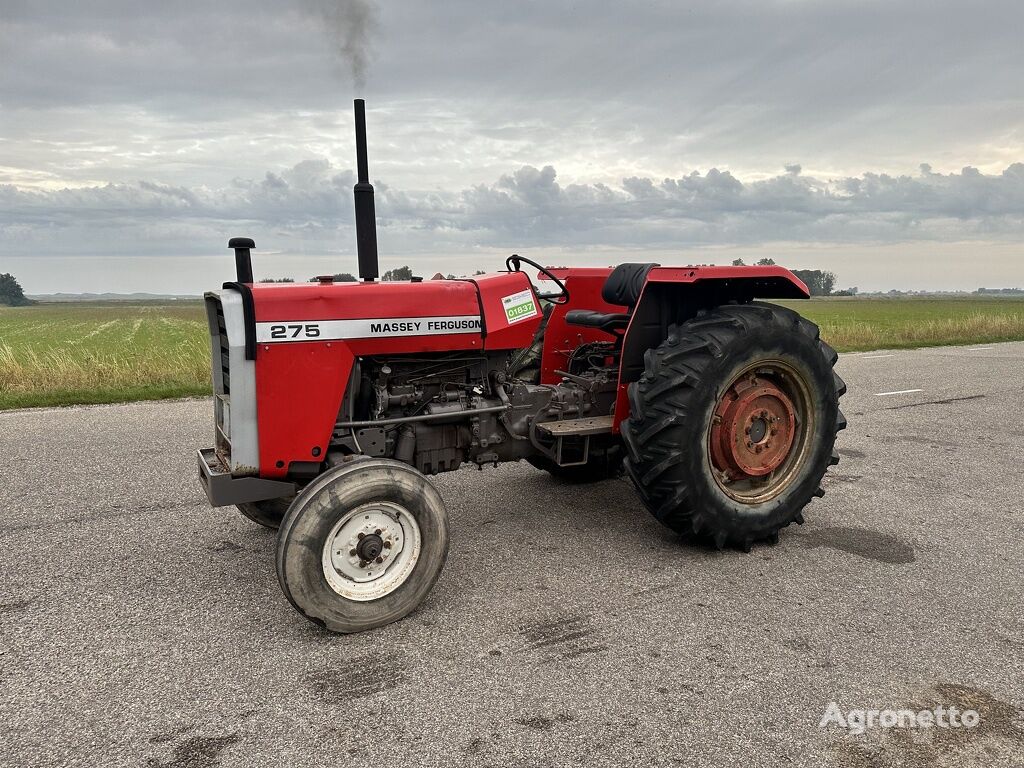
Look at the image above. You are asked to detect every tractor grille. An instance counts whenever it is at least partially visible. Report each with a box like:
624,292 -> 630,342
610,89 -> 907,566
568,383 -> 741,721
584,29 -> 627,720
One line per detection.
205,294 -> 232,452
213,301 -> 230,395
204,294 -> 231,396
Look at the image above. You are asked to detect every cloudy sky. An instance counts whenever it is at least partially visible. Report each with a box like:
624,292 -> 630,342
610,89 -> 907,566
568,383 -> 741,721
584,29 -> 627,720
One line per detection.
2,0 -> 1022,293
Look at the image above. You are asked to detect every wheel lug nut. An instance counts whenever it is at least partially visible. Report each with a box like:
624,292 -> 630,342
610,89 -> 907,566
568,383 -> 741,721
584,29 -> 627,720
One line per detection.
383,540 -> 392,549
375,529 -> 382,535
349,549 -> 357,556
359,560 -> 368,568
375,556 -> 384,564
357,532 -> 365,539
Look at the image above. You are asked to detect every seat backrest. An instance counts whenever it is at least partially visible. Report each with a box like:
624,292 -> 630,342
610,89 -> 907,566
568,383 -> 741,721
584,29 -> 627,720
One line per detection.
602,263 -> 659,307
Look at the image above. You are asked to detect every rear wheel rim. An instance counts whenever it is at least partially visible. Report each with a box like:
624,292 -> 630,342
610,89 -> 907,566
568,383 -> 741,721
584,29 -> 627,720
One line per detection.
321,501 -> 422,602
708,360 -> 814,504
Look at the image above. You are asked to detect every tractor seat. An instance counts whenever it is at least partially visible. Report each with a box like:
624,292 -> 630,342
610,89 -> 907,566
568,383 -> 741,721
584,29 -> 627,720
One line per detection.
562,309 -> 631,332
565,262 -> 658,333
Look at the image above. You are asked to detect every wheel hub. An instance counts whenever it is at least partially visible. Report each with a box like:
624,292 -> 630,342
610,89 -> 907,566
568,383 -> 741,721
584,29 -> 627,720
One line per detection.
710,374 -> 797,479
748,416 -> 768,444
356,533 -> 384,562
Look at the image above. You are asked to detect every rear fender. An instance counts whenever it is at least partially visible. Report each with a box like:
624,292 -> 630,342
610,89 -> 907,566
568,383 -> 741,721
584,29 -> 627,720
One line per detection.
612,266 -> 809,430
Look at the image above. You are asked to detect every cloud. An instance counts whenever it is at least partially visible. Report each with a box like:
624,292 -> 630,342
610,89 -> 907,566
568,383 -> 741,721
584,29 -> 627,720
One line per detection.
2,0 -> 1023,290
3,0 -> 1023,192
3,161 -> 1023,258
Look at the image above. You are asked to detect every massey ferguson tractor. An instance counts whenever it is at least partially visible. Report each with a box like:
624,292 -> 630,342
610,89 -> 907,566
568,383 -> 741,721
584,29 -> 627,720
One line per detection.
198,100 -> 846,633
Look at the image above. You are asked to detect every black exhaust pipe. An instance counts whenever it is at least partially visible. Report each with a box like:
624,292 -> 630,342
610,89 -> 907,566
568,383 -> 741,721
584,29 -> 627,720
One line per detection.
228,237 -> 255,283
352,99 -> 379,282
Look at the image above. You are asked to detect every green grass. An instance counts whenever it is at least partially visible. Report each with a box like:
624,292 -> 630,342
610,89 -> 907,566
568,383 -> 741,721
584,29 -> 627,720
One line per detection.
2,296 -> 1024,410
0,301 -> 209,410
776,296 -> 1024,352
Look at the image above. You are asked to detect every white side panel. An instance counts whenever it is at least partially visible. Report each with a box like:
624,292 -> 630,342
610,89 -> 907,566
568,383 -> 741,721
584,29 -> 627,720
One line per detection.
219,291 -> 260,476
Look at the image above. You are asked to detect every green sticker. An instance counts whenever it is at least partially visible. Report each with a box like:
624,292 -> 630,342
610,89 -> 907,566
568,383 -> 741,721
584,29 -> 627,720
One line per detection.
501,289 -> 538,324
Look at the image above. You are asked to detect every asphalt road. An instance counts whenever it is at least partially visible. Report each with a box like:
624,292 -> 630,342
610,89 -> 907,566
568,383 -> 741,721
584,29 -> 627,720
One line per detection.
2,342 -> 1023,768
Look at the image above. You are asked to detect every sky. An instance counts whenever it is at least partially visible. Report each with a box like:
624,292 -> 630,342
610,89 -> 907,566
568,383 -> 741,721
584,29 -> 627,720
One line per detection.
1,0 -> 1022,294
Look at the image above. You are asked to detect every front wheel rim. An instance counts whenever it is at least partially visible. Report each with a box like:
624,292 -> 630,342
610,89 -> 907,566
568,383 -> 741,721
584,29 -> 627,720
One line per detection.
321,501 -> 422,602
708,360 -> 815,504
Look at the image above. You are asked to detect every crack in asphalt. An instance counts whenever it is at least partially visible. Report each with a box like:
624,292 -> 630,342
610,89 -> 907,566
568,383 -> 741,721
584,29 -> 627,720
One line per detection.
0,500 -> 199,534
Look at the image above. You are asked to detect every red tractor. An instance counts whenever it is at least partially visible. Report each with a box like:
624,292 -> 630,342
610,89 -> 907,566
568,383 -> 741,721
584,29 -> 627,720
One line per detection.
198,100 -> 846,633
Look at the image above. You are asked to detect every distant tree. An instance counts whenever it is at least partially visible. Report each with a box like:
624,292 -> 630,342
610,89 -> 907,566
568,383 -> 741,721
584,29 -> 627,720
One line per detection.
473,270 -> 486,275
976,287 -> 1023,295
756,258 -> 776,266
445,274 -> 457,280
731,258 -> 746,266
308,273 -> 358,283
791,269 -> 838,296
0,273 -> 34,306
821,271 -> 836,295
259,278 -> 295,283
382,266 -> 414,281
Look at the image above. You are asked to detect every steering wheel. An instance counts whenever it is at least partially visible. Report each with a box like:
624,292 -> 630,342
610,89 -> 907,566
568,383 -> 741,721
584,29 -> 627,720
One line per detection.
505,254 -> 570,304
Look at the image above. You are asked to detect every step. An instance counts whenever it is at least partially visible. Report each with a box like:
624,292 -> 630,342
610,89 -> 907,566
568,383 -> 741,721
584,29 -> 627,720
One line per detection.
536,414 -> 614,437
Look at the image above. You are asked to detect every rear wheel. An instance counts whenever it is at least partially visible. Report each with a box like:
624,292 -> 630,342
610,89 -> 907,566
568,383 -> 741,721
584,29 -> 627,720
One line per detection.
621,302 -> 846,549
276,459 -> 449,633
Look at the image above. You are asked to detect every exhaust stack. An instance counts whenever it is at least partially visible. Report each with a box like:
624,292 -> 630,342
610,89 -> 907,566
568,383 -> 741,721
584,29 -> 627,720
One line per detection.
228,237 -> 254,283
352,99 -> 379,282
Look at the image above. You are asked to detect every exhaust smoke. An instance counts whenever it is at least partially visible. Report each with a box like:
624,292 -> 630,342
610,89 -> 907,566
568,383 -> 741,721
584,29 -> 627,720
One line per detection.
301,0 -> 379,89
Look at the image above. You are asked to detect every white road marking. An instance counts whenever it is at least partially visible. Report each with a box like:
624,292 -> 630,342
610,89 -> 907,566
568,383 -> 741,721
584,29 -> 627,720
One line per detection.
861,354 -> 895,359
875,389 -> 924,396
965,346 -> 993,351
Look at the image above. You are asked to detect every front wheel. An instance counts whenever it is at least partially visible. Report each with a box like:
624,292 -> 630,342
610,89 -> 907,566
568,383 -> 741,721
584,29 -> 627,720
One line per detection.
621,302 -> 846,549
276,459 -> 449,633
236,497 -> 292,529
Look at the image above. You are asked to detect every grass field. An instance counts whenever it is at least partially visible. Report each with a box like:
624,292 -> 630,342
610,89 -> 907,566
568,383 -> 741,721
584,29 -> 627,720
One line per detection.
2,296 -> 1023,410
0,301 -> 209,410
780,296 -> 1024,352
